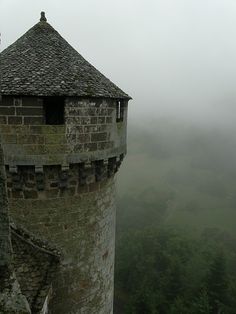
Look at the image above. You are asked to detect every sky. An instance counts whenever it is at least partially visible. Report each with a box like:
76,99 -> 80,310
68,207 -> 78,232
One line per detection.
1,0 -> 236,126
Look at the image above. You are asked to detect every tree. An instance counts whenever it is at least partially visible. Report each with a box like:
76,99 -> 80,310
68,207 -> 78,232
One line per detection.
206,251 -> 228,314
191,289 -> 211,314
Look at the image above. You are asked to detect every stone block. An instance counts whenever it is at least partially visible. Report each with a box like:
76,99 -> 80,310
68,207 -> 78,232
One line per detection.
75,126 -> 84,133
83,125 -> 98,133
8,116 -> 23,124
16,107 -> 43,116
59,187 -> 75,197
91,133 -> 107,142
107,109 -> 113,116
77,134 -> 90,143
24,190 -> 38,199
12,191 -> 24,199
90,117 -> 97,124
45,134 -> 65,144
17,134 -> 44,145
29,126 -> 43,134
24,145 -> 46,155
24,117 -> 44,125
0,125 -> 12,133
44,144 -> 68,154
77,185 -> 89,194
9,125 -> 29,134
106,117 -> 112,124
41,125 -> 65,134
84,143 -> 97,152
87,108 -> 96,116
96,108 -> 108,116
0,116 -> 7,124
46,189 -> 59,198
74,144 -> 83,152
0,96 -> 13,106
81,117 -> 91,125
97,117 -> 105,124
0,107 -> 15,115
2,134 -> 17,144
97,142 -> 114,150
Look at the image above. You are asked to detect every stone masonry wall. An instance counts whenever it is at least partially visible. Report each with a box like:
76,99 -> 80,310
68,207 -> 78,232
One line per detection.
0,97 -> 127,167
11,229 -> 59,313
65,98 -> 127,158
9,177 -> 116,314
0,96 -> 128,313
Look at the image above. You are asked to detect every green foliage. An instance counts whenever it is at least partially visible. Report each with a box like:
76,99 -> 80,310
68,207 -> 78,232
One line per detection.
115,228 -> 193,314
169,297 -> 189,314
115,228 -> 236,313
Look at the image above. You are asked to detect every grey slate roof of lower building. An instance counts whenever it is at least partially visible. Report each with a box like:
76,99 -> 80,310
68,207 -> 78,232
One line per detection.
0,14 -> 131,99
11,224 -> 60,312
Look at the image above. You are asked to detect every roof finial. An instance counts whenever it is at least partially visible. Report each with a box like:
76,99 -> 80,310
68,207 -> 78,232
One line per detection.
40,11 -> 47,22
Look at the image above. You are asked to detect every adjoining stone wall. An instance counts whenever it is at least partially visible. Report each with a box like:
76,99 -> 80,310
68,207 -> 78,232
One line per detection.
0,142 -> 30,314
10,177 -> 116,314
0,143 -> 11,274
11,229 -> 59,313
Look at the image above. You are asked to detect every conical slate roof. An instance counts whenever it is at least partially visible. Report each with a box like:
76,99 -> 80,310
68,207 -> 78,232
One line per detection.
0,13 -> 131,99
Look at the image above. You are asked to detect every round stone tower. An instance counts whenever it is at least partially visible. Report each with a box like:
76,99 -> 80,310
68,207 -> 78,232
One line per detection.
0,12 -> 131,314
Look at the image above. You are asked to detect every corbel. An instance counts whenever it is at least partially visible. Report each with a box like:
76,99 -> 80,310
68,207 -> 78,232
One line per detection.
35,165 -> 45,191
95,160 -> 106,182
59,165 -> 69,189
78,163 -> 87,186
9,165 -> 22,191
108,157 -> 117,177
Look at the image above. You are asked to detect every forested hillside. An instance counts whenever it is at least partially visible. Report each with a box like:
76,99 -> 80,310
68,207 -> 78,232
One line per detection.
114,119 -> 236,313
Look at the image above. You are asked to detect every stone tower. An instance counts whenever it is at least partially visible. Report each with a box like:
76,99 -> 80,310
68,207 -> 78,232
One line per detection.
0,12 -> 130,314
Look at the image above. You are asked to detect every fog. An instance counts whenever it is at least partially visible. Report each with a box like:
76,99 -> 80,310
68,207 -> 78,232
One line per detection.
1,0 -> 236,126
2,2 -> 236,312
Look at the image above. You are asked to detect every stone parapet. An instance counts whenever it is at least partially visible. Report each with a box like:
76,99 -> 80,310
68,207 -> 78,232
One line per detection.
0,97 -> 127,168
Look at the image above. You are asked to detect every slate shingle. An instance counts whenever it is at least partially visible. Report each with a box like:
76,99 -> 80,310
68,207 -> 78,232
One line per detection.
0,15 -> 131,99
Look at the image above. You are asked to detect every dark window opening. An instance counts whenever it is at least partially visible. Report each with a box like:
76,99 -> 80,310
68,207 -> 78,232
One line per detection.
116,100 -> 124,122
43,97 -> 65,125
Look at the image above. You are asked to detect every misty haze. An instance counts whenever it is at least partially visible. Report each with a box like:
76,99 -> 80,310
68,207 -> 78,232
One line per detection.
1,0 -> 236,313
